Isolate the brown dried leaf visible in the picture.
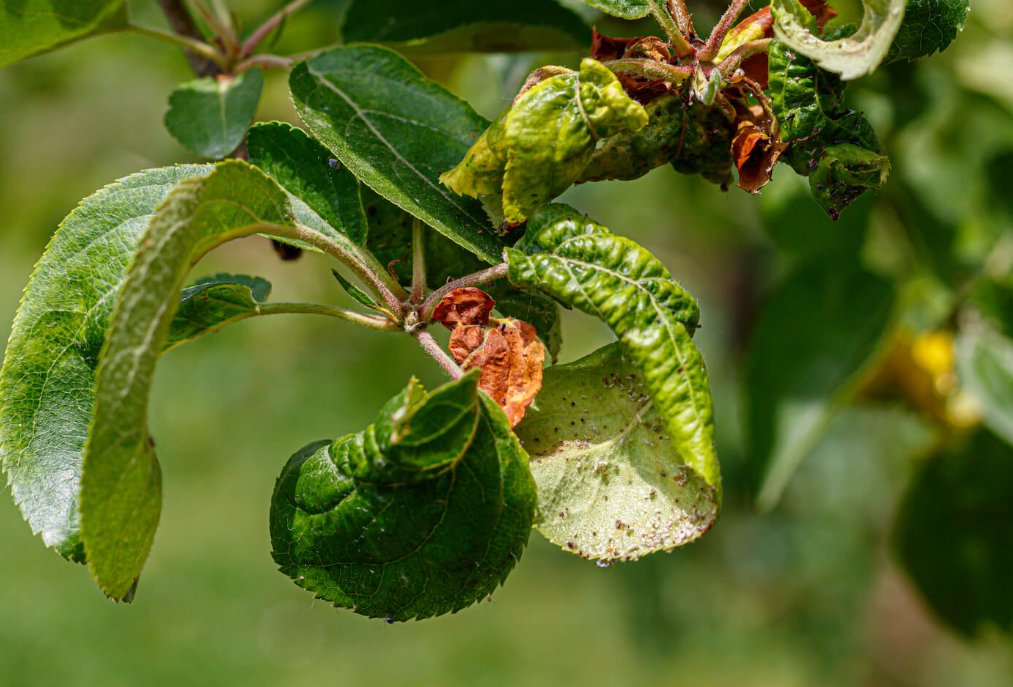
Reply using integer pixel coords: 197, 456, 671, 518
732, 108, 786, 193
432, 287, 496, 330
448, 318, 545, 427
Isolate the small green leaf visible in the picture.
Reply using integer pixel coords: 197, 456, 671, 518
808, 143, 891, 220
505, 204, 720, 497
767, 37, 847, 144
165, 274, 272, 351
771, 0, 907, 80
165, 70, 264, 159
441, 59, 648, 225
80, 160, 301, 599
578, 0, 651, 19
0, 164, 210, 563
746, 261, 895, 511
515, 344, 718, 563
956, 326, 1013, 447
342, 0, 588, 53
894, 428, 1013, 636
0, 0, 127, 67
269, 372, 537, 621
289, 45, 506, 264
884, 0, 969, 65
247, 122, 368, 246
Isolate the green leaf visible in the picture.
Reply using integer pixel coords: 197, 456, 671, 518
505, 204, 720, 498
0, 0, 127, 67
746, 261, 895, 511
515, 343, 718, 563
289, 45, 506, 264
771, 0, 907, 80
165, 70, 264, 159
80, 160, 301, 599
970, 278, 1013, 341
342, 0, 588, 53
956, 327, 1013, 447
246, 122, 368, 246
808, 143, 891, 220
165, 273, 272, 351
768, 37, 848, 144
440, 59, 648, 225
884, 0, 969, 65
578, 0, 651, 19
894, 428, 1013, 636
269, 372, 537, 621
0, 164, 210, 564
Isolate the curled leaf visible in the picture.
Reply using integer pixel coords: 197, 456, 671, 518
809, 143, 891, 219
449, 318, 545, 428
269, 373, 537, 621
432, 287, 496, 329
440, 58, 649, 225
731, 104, 787, 193
771, 0, 907, 80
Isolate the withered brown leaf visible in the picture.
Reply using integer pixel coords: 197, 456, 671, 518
432, 287, 496, 330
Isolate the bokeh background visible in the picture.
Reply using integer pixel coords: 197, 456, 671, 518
2, 1, 1012, 685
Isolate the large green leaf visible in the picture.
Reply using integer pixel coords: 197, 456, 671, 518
884, 0, 969, 65
771, 0, 907, 80
0, 0, 127, 67
165, 70, 264, 159
746, 262, 895, 511
0, 164, 210, 564
956, 327, 1013, 447
894, 428, 1013, 636
270, 372, 537, 621
164, 274, 272, 351
289, 45, 506, 264
505, 204, 720, 498
342, 0, 588, 53
79, 161, 307, 599
767, 36, 848, 144
515, 344, 718, 563
578, 0, 651, 19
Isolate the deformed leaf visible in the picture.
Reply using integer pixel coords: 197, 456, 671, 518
956, 326, 1013, 447
80, 161, 307, 599
493, 291, 563, 363
0, 164, 211, 563
894, 428, 1013, 636
342, 0, 588, 53
165, 273, 272, 350
440, 59, 649, 226
884, 0, 969, 65
269, 372, 537, 621
0, 0, 128, 67
771, 0, 907, 80
746, 261, 895, 511
432, 287, 496, 329
808, 143, 890, 219
505, 204, 720, 498
289, 45, 507, 264
578, 0, 651, 19
165, 70, 264, 159
515, 344, 718, 563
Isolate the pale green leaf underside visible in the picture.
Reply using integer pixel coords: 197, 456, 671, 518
80, 160, 303, 599
165, 273, 272, 351
0, 0, 127, 67
342, 0, 588, 52
957, 328, 1013, 447
516, 344, 718, 562
270, 373, 537, 621
772, 0, 907, 80
0, 164, 211, 563
506, 204, 720, 498
578, 0, 651, 19
165, 69, 264, 159
289, 45, 507, 264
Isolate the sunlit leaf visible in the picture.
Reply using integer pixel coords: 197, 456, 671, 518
165, 70, 264, 159
0, 0, 127, 67
577, 0, 650, 19
884, 0, 969, 65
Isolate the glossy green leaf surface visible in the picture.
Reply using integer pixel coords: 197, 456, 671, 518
270, 373, 537, 621
578, 0, 651, 19
884, 0, 969, 65
289, 46, 505, 264
956, 327, 1013, 447
342, 0, 588, 53
771, 0, 907, 80
0, 0, 127, 67
746, 262, 895, 511
165, 274, 272, 351
894, 428, 1013, 636
505, 204, 720, 497
165, 70, 264, 159
808, 143, 890, 219
80, 161, 299, 599
0, 164, 210, 563
515, 344, 718, 563
768, 37, 847, 144
441, 59, 648, 225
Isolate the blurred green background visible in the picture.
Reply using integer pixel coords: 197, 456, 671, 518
2, 1, 1012, 685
